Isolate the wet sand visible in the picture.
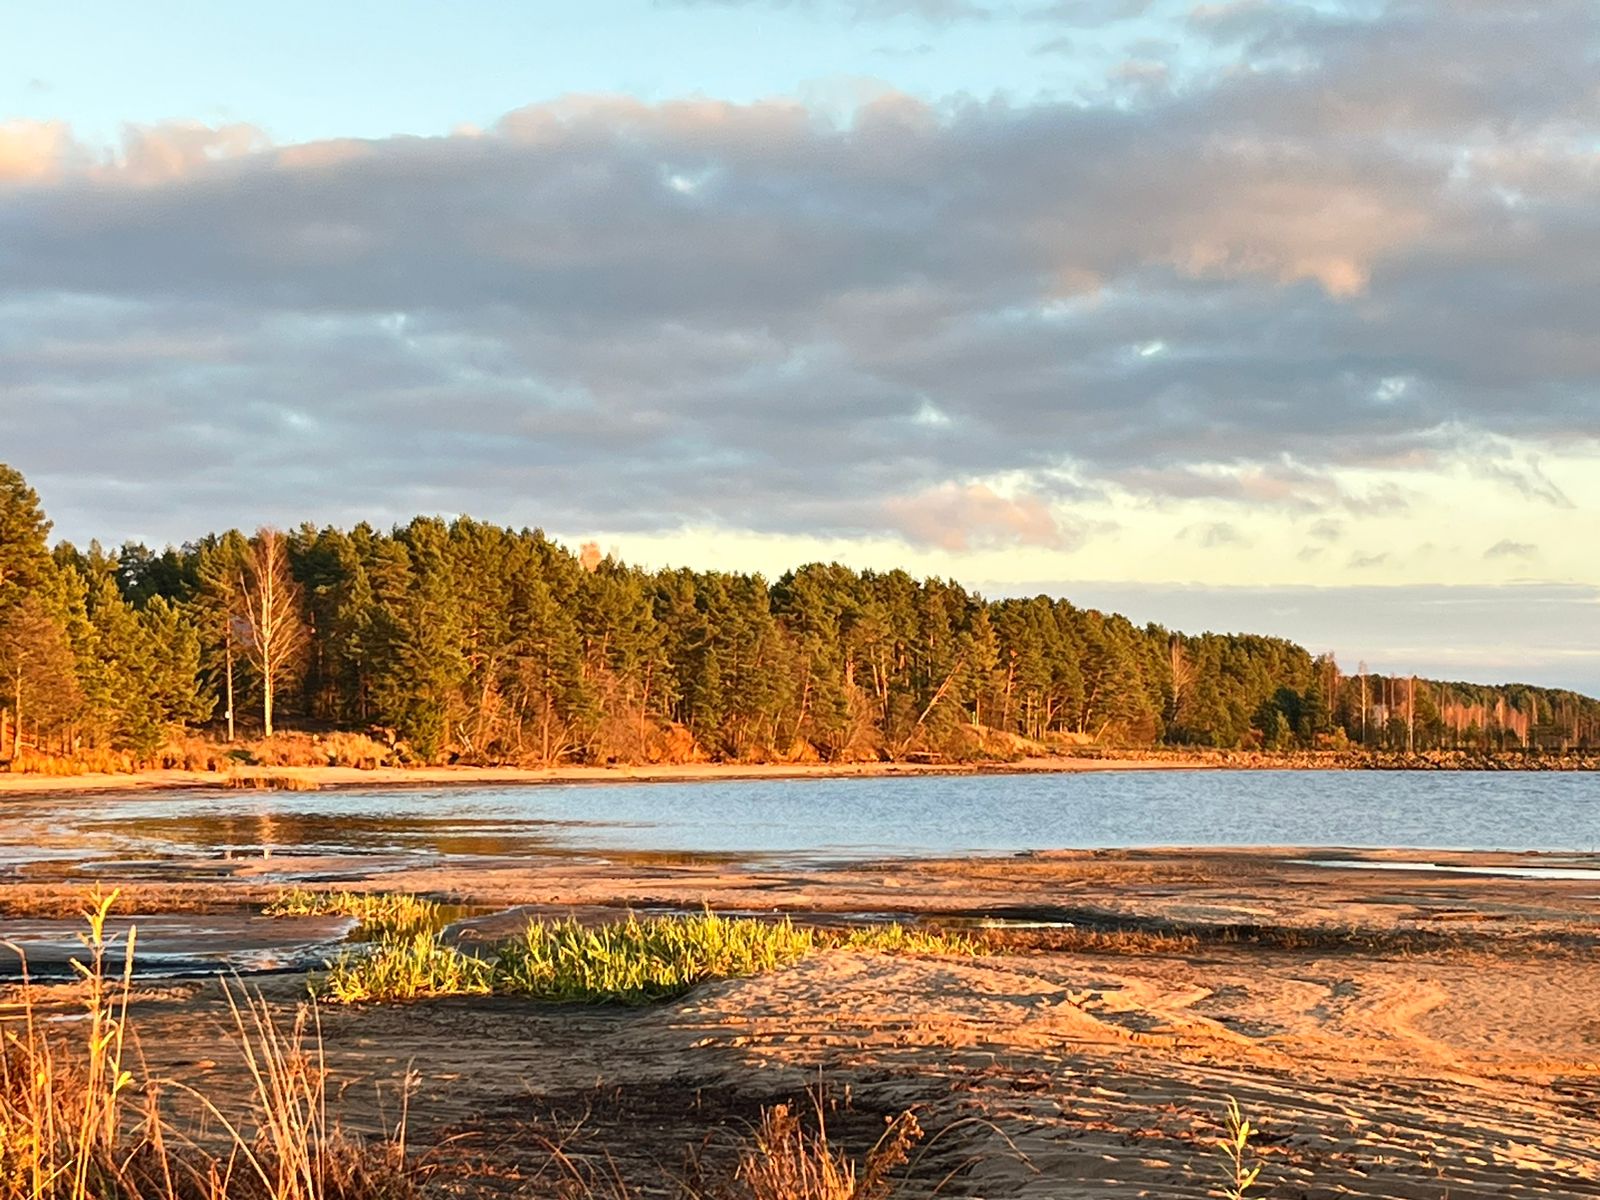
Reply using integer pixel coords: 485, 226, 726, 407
4, 847, 1599, 1196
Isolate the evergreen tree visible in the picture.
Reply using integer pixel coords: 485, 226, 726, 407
2, 459, 1597, 765
0, 592, 80, 757
0, 464, 56, 612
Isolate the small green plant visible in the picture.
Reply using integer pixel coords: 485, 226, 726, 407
1218, 1095, 1263, 1199
315, 908, 983, 1005
264, 889, 442, 940
323, 930, 493, 1003
495, 911, 817, 1004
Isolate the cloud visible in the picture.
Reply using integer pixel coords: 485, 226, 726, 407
2, 1, 1599, 549
1181, 521, 1249, 549
1484, 539, 1537, 561
880, 482, 1077, 550
0, 120, 76, 183
1476, 455, 1575, 508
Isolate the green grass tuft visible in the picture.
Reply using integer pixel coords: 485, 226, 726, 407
494, 911, 817, 1004
264, 888, 443, 940
310, 902, 982, 1006
323, 930, 493, 1003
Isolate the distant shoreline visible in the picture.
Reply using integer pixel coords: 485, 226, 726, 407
1, 747, 1593, 797
0, 755, 1202, 797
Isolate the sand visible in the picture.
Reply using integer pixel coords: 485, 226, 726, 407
5, 848, 1599, 1196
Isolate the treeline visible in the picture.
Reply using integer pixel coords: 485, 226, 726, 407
1, 463, 1596, 766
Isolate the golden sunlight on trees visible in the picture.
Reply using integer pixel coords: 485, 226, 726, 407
0, 592, 80, 757
0, 463, 1596, 767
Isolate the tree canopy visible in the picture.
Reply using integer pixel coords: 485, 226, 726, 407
0, 464, 1594, 764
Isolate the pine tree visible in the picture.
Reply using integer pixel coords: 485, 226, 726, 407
190, 531, 252, 741
0, 464, 56, 612
0, 593, 80, 758
510, 563, 589, 762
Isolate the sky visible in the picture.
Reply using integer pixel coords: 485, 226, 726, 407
1, 0, 1597, 693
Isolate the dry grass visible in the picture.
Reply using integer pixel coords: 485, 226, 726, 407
0, 890, 415, 1200
727, 1102, 922, 1200
243, 736, 391, 771
0, 732, 394, 777
0, 749, 142, 777
150, 738, 233, 773
1, 889, 138, 1200
222, 773, 322, 793
821, 925, 981, 957
0, 885, 261, 922
976, 916, 1589, 962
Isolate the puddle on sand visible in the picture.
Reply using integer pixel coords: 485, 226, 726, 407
1295, 858, 1600, 882
0, 913, 357, 983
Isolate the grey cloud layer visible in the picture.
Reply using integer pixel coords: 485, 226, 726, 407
2, 0, 1597, 546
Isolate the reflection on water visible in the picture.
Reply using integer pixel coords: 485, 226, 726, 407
2, 771, 1598, 879
73, 810, 618, 860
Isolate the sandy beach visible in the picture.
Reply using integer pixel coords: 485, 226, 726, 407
5, 845, 1599, 1196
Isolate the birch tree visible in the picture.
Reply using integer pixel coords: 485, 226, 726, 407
237, 528, 306, 737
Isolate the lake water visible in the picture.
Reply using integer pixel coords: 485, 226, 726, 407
3, 770, 1598, 873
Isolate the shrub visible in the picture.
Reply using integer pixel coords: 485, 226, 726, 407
245, 733, 326, 768
318, 733, 392, 770
237, 733, 393, 770
153, 735, 231, 771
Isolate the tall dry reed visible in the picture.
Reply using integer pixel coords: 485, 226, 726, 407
0, 890, 413, 1200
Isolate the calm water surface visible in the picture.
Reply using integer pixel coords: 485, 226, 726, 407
3, 770, 1598, 871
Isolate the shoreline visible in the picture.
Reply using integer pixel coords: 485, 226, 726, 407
1, 746, 1594, 798
0, 753, 1209, 798
5, 844, 1599, 1197
7, 842, 1600, 1197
